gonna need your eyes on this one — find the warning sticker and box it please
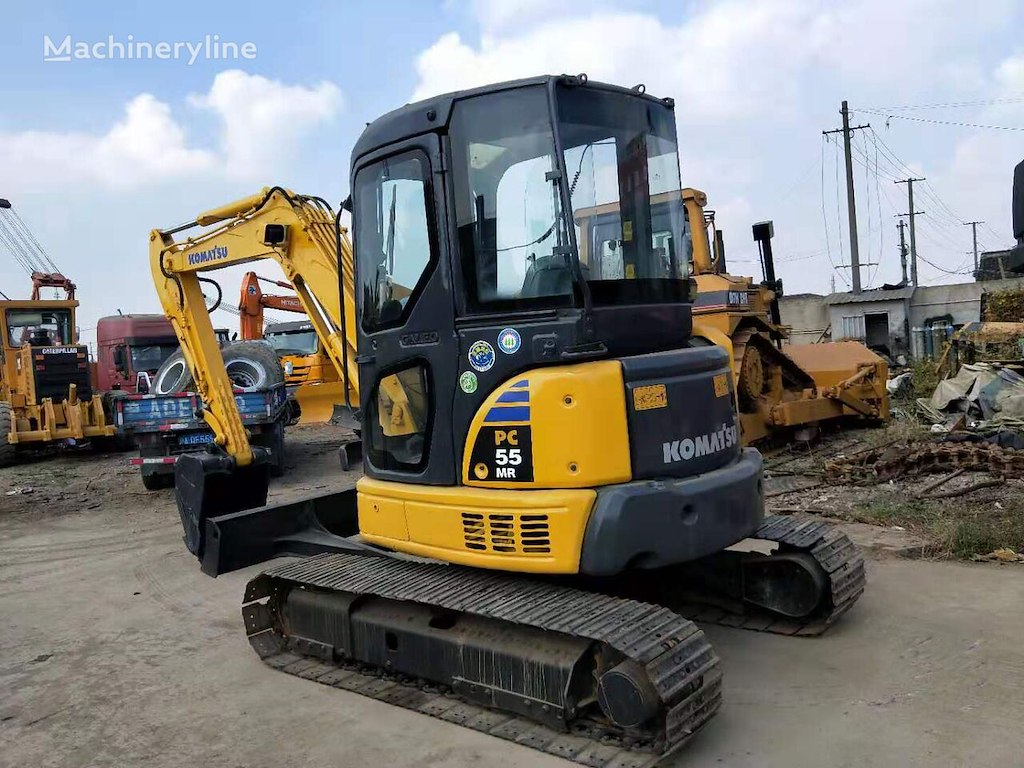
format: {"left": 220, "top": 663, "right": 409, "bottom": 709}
{"left": 713, "top": 373, "right": 730, "bottom": 398}
{"left": 633, "top": 384, "right": 668, "bottom": 411}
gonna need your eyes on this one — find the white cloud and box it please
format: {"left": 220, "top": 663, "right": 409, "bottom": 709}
{"left": 412, "top": 0, "right": 1023, "bottom": 290}
{"left": 188, "top": 70, "right": 343, "bottom": 177}
{"left": 928, "top": 52, "right": 1024, "bottom": 252}
{"left": 0, "top": 71, "right": 343, "bottom": 192}
{"left": 0, "top": 94, "right": 215, "bottom": 191}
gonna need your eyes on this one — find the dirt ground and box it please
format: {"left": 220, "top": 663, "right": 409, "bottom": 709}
{"left": 3, "top": 424, "right": 1024, "bottom": 767}
{"left": 762, "top": 422, "right": 1024, "bottom": 558}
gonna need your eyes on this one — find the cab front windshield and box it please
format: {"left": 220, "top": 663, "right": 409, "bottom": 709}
{"left": 5, "top": 309, "right": 72, "bottom": 347}
{"left": 129, "top": 344, "right": 178, "bottom": 372}
{"left": 449, "top": 83, "right": 689, "bottom": 312}
{"left": 265, "top": 329, "right": 318, "bottom": 356}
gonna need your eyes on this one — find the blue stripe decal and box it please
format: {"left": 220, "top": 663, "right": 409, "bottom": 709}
{"left": 511, "top": 379, "right": 530, "bottom": 389}
{"left": 496, "top": 390, "right": 530, "bottom": 403}
{"left": 484, "top": 406, "right": 531, "bottom": 423}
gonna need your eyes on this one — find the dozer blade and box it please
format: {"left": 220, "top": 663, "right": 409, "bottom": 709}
{"left": 174, "top": 451, "right": 272, "bottom": 561}
{"left": 195, "top": 488, "right": 371, "bottom": 577}
{"left": 291, "top": 381, "right": 348, "bottom": 424}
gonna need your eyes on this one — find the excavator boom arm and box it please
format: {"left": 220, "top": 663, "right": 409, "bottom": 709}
{"left": 149, "top": 187, "right": 358, "bottom": 465}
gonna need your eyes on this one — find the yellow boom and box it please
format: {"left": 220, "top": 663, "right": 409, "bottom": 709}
{"left": 149, "top": 187, "right": 357, "bottom": 465}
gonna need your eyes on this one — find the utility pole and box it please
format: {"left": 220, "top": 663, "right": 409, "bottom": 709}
{"left": 897, "top": 219, "right": 909, "bottom": 285}
{"left": 823, "top": 101, "right": 870, "bottom": 293}
{"left": 895, "top": 177, "right": 925, "bottom": 287}
{"left": 964, "top": 221, "right": 984, "bottom": 274}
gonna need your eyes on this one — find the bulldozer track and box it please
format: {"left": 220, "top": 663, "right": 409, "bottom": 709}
{"left": 826, "top": 441, "right": 1024, "bottom": 483}
{"left": 733, "top": 328, "right": 817, "bottom": 409}
{"left": 671, "top": 515, "right": 867, "bottom": 636}
{"left": 243, "top": 552, "right": 722, "bottom": 767}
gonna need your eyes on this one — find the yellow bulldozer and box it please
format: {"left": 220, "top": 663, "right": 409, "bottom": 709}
{"left": 575, "top": 187, "right": 889, "bottom": 444}
{"left": 0, "top": 200, "right": 114, "bottom": 465}
{"left": 0, "top": 295, "right": 116, "bottom": 465}
{"left": 151, "top": 76, "right": 866, "bottom": 765}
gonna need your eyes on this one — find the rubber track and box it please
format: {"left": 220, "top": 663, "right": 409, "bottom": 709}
{"left": 674, "top": 515, "right": 867, "bottom": 636}
{"left": 243, "top": 552, "right": 723, "bottom": 767}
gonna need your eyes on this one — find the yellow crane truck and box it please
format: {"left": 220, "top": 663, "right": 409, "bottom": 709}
{"left": 154, "top": 75, "right": 866, "bottom": 765}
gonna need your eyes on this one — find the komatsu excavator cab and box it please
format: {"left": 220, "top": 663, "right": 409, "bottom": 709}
{"left": 336, "top": 73, "right": 762, "bottom": 573}
{"left": 186, "top": 74, "right": 763, "bottom": 576}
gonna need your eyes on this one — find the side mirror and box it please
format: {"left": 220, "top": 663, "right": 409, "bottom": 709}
{"left": 341, "top": 194, "right": 352, "bottom": 213}
{"left": 112, "top": 345, "right": 128, "bottom": 373}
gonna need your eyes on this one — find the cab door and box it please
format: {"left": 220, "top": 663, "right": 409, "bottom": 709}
{"left": 351, "top": 138, "right": 458, "bottom": 485}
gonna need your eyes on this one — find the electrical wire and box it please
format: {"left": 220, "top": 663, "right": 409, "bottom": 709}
{"left": 861, "top": 96, "right": 1024, "bottom": 112}
{"left": 856, "top": 132, "right": 874, "bottom": 287}
{"left": 859, "top": 109, "right": 1024, "bottom": 131}
{"left": 872, "top": 132, "right": 885, "bottom": 286}
{"left": 776, "top": 153, "right": 822, "bottom": 205}
{"left": 820, "top": 135, "right": 848, "bottom": 288}
{"left": 833, "top": 135, "right": 845, "bottom": 261}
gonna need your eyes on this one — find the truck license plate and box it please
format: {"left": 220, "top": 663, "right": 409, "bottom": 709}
{"left": 178, "top": 433, "right": 214, "bottom": 446}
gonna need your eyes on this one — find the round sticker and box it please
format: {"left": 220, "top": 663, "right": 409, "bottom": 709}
{"left": 468, "top": 340, "right": 495, "bottom": 372}
{"left": 459, "top": 371, "right": 478, "bottom": 394}
{"left": 497, "top": 327, "right": 522, "bottom": 355}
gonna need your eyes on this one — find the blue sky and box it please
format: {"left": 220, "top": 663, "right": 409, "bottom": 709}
{"left": 2, "top": 0, "right": 1023, "bottom": 347}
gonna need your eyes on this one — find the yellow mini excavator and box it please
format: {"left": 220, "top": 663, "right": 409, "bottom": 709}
{"left": 154, "top": 76, "right": 866, "bottom": 765}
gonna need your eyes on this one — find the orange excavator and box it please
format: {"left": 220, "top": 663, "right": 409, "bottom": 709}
{"left": 236, "top": 271, "right": 345, "bottom": 424}
{"left": 238, "top": 272, "right": 304, "bottom": 339}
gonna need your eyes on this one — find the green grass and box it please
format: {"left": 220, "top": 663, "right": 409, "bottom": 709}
{"left": 852, "top": 495, "right": 1024, "bottom": 559}
{"left": 907, "top": 357, "right": 941, "bottom": 400}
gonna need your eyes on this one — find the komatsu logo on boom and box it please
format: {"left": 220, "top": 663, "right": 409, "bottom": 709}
{"left": 663, "top": 422, "right": 738, "bottom": 463}
{"left": 187, "top": 245, "right": 228, "bottom": 265}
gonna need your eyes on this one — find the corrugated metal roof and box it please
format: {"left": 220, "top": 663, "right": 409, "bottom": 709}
{"left": 825, "top": 287, "right": 915, "bottom": 305}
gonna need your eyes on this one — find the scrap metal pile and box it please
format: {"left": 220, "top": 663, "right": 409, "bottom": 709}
{"left": 826, "top": 439, "right": 1024, "bottom": 485}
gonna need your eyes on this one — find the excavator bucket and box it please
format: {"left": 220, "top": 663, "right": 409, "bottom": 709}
{"left": 174, "top": 451, "right": 272, "bottom": 558}
{"left": 291, "top": 380, "right": 349, "bottom": 424}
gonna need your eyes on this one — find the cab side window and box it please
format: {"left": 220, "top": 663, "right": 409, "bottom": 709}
{"left": 353, "top": 151, "right": 435, "bottom": 332}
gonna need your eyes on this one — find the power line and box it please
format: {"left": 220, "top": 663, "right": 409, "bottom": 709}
{"left": 819, "top": 135, "right": 849, "bottom": 289}
{"left": 865, "top": 127, "right": 988, "bottom": 254}
{"left": 964, "top": 220, "right": 984, "bottom": 273}
{"left": 833, "top": 136, "right": 845, "bottom": 267}
{"left": 823, "top": 100, "right": 870, "bottom": 292}
{"left": 776, "top": 152, "right": 822, "bottom": 205}
{"left": 858, "top": 109, "right": 1024, "bottom": 131}
{"left": 858, "top": 132, "right": 876, "bottom": 287}
{"left": 871, "top": 132, "right": 884, "bottom": 287}
{"left": 861, "top": 96, "right": 1024, "bottom": 112}
{"left": 895, "top": 176, "right": 925, "bottom": 286}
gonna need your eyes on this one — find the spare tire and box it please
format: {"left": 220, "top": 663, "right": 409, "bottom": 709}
{"left": 221, "top": 341, "right": 285, "bottom": 390}
{"left": 152, "top": 341, "right": 284, "bottom": 395}
{"left": 152, "top": 351, "right": 195, "bottom": 394}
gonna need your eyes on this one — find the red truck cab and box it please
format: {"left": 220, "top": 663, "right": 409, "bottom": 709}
{"left": 96, "top": 315, "right": 232, "bottom": 393}
{"left": 95, "top": 314, "right": 179, "bottom": 394}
